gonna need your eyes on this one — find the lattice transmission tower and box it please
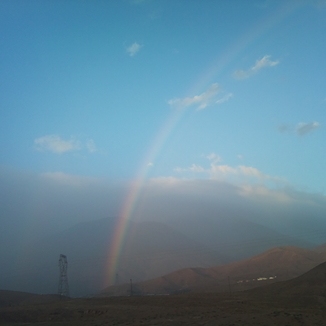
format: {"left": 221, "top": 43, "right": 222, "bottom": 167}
{"left": 58, "top": 254, "right": 70, "bottom": 297}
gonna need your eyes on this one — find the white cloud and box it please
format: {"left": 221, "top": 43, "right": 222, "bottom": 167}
{"left": 126, "top": 42, "right": 142, "bottom": 56}
{"left": 86, "top": 139, "right": 97, "bottom": 153}
{"left": 216, "top": 92, "right": 233, "bottom": 104}
{"left": 175, "top": 153, "right": 222, "bottom": 174}
{"left": 206, "top": 152, "right": 222, "bottom": 164}
{"left": 233, "top": 55, "right": 279, "bottom": 80}
{"left": 296, "top": 122, "right": 320, "bottom": 136}
{"left": 210, "top": 164, "right": 237, "bottom": 175}
{"left": 168, "top": 83, "right": 223, "bottom": 110}
{"left": 252, "top": 55, "right": 279, "bottom": 71}
{"left": 238, "top": 165, "right": 268, "bottom": 178}
{"left": 175, "top": 158, "right": 285, "bottom": 186}
{"left": 278, "top": 122, "right": 321, "bottom": 136}
{"left": 174, "top": 164, "right": 206, "bottom": 173}
{"left": 34, "top": 135, "right": 80, "bottom": 154}
{"left": 210, "top": 164, "right": 285, "bottom": 185}
{"left": 34, "top": 135, "right": 98, "bottom": 154}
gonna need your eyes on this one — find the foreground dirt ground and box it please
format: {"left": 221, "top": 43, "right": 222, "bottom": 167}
{"left": 1, "top": 291, "right": 326, "bottom": 326}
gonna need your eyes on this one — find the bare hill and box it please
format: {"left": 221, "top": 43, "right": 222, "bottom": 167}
{"left": 313, "top": 242, "right": 326, "bottom": 256}
{"left": 247, "top": 260, "right": 326, "bottom": 308}
{"left": 257, "top": 261, "right": 326, "bottom": 297}
{"left": 99, "top": 246, "right": 326, "bottom": 296}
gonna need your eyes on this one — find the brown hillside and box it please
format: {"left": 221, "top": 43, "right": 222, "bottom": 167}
{"left": 313, "top": 242, "right": 326, "bottom": 259}
{"left": 209, "top": 245, "right": 324, "bottom": 280}
{"left": 248, "top": 261, "right": 326, "bottom": 308}
{"left": 99, "top": 246, "right": 326, "bottom": 296}
{"left": 259, "top": 261, "right": 326, "bottom": 296}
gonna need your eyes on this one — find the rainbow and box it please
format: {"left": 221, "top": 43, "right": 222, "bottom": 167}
{"left": 104, "top": 1, "right": 302, "bottom": 287}
{"left": 105, "top": 108, "right": 185, "bottom": 286}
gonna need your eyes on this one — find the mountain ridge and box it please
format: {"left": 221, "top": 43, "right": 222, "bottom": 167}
{"left": 99, "top": 245, "right": 326, "bottom": 296}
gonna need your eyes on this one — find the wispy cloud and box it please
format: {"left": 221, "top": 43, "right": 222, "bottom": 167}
{"left": 208, "top": 164, "right": 279, "bottom": 184}
{"left": 86, "top": 139, "right": 97, "bottom": 153}
{"left": 168, "top": 83, "right": 229, "bottom": 110}
{"left": 233, "top": 55, "right": 279, "bottom": 80}
{"left": 278, "top": 122, "right": 321, "bottom": 136}
{"left": 296, "top": 122, "right": 321, "bottom": 136}
{"left": 174, "top": 164, "right": 206, "bottom": 173}
{"left": 126, "top": 42, "right": 142, "bottom": 57}
{"left": 175, "top": 153, "right": 221, "bottom": 173}
{"left": 34, "top": 135, "right": 80, "bottom": 154}
{"left": 206, "top": 152, "right": 222, "bottom": 164}
{"left": 34, "top": 135, "right": 98, "bottom": 154}
{"left": 215, "top": 92, "right": 233, "bottom": 104}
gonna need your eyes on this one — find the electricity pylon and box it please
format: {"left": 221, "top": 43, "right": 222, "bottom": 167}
{"left": 58, "top": 254, "right": 70, "bottom": 297}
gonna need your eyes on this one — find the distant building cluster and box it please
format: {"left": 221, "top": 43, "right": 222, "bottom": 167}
{"left": 236, "top": 276, "right": 277, "bottom": 284}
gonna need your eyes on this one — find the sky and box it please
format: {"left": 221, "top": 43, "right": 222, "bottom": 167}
{"left": 1, "top": 1, "right": 326, "bottom": 229}
{"left": 1, "top": 0, "right": 326, "bottom": 293}
{"left": 1, "top": 0, "right": 325, "bottom": 192}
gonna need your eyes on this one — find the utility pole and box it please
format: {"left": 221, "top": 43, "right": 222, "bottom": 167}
{"left": 58, "top": 254, "right": 70, "bottom": 297}
{"left": 130, "top": 278, "right": 133, "bottom": 296}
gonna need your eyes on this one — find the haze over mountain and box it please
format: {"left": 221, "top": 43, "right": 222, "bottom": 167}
{"left": 2, "top": 205, "right": 323, "bottom": 298}
{"left": 0, "top": 217, "right": 227, "bottom": 297}
{"left": 117, "top": 220, "right": 228, "bottom": 283}
{"left": 2, "top": 169, "right": 326, "bottom": 297}
{"left": 134, "top": 179, "right": 326, "bottom": 248}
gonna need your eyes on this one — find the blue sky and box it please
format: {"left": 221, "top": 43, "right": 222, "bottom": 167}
{"left": 1, "top": 0, "right": 326, "bottom": 193}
